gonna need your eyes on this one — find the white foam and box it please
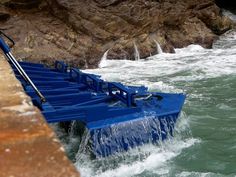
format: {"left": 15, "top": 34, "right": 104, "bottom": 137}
{"left": 84, "top": 42, "right": 236, "bottom": 87}
{"left": 133, "top": 42, "right": 140, "bottom": 61}
{"left": 99, "top": 50, "right": 110, "bottom": 68}
{"left": 223, "top": 9, "right": 236, "bottom": 21}
{"left": 75, "top": 113, "right": 197, "bottom": 177}
{"left": 77, "top": 138, "right": 200, "bottom": 177}
{"left": 175, "top": 44, "right": 205, "bottom": 54}
{"left": 176, "top": 171, "right": 222, "bottom": 177}
{"left": 154, "top": 40, "right": 163, "bottom": 54}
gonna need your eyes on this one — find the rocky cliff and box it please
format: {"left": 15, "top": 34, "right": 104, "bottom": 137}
{"left": 0, "top": 0, "right": 234, "bottom": 68}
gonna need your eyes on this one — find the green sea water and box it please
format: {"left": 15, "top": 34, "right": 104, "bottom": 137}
{"left": 168, "top": 76, "right": 236, "bottom": 176}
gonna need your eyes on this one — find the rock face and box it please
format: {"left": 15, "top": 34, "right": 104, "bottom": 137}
{"left": 0, "top": 0, "right": 234, "bottom": 68}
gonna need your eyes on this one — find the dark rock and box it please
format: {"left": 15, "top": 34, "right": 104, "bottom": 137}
{"left": 215, "top": 0, "right": 236, "bottom": 10}
{"left": 0, "top": 12, "right": 10, "bottom": 21}
{"left": 3, "top": 0, "right": 43, "bottom": 9}
{"left": 0, "top": 0, "right": 234, "bottom": 68}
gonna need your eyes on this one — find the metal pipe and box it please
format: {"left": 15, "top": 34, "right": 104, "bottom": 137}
{"left": 5, "top": 54, "right": 27, "bottom": 81}
{"left": 0, "top": 35, "right": 46, "bottom": 102}
{"left": 5, "top": 52, "right": 46, "bottom": 102}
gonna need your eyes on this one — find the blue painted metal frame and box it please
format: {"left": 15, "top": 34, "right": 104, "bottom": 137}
{"left": 10, "top": 60, "right": 186, "bottom": 157}
{"left": 0, "top": 33, "right": 186, "bottom": 157}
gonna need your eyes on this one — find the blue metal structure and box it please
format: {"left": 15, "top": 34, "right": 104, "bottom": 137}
{"left": 0, "top": 33, "right": 186, "bottom": 157}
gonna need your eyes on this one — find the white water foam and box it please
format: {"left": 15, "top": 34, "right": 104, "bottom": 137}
{"left": 223, "top": 9, "right": 236, "bottom": 21}
{"left": 77, "top": 138, "right": 200, "bottom": 177}
{"left": 176, "top": 171, "right": 224, "bottom": 177}
{"left": 174, "top": 44, "right": 205, "bottom": 54}
{"left": 84, "top": 41, "right": 236, "bottom": 91}
{"left": 75, "top": 113, "right": 199, "bottom": 177}
{"left": 99, "top": 50, "right": 110, "bottom": 68}
{"left": 97, "top": 140, "right": 198, "bottom": 177}
{"left": 154, "top": 40, "right": 163, "bottom": 54}
{"left": 133, "top": 42, "right": 140, "bottom": 61}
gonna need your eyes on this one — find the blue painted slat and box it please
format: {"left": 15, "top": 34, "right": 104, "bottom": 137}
{"left": 13, "top": 60, "right": 186, "bottom": 158}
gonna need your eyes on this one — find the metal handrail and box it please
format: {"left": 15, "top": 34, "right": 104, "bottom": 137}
{"left": 0, "top": 31, "right": 46, "bottom": 102}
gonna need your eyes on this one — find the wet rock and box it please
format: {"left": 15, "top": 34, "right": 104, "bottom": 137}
{"left": 0, "top": 6, "right": 11, "bottom": 21}
{"left": 195, "top": 3, "right": 234, "bottom": 35}
{"left": 0, "top": 0, "right": 234, "bottom": 68}
{"left": 0, "top": 12, "right": 10, "bottom": 21}
{"left": 3, "top": 0, "right": 43, "bottom": 9}
{"left": 215, "top": 0, "right": 236, "bottom": 10}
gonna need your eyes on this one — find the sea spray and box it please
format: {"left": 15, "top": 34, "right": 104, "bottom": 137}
{"left": 66, "top": 121, "right": 86, "bottom": 160}
{"left": 133, "top": 42, "right": 140, "bottom": 60}
{"left": 50, "top": 105, "right": 195, "bottom": 177}
{"left": 74, "top": 113, "right": 196, "bottom": 177}
{"left": 73, "top": 112, "right": 178, "bottom": 158}
{"left": 154, "top": 40, "right": 163, "bottom": 54}
{"left": 99, "top": 49, "right": 110, "bottom": 68}
{"left": 50, "top": 121, "right": 86, "bottom": 161}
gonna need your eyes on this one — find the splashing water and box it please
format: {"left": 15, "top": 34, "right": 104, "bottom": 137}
{"left": 154, "top": 40, "right": 163, "bottom": 54}
{"left": 133, "top": 42, "right": 140, "bottom": 61}
{"left": 73, "top": 113, "right": 198, "bottom": 177}
{"left": 223, "top": 9, "right": 236, "bottom": 21}
{"left": 99, "top": 50, "right": 110, "bottom": 68}
{"left": 51, "top": 10, "right": 236, "bottom": 177}
{"left": 75, "top": 113, "right": 178, "bottom": 158}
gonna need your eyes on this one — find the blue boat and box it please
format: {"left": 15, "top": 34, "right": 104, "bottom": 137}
{"left": 0, "top": 32, "right": 186, "bottom": 157}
